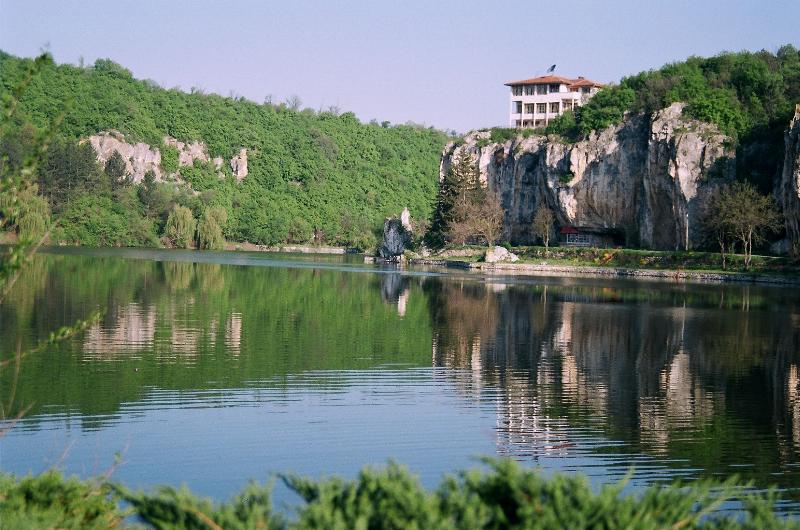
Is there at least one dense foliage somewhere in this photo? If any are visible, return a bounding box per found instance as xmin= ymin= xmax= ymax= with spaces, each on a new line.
xmin=2 ymin=459 xmax=797 ymax=529
xmin=0 ymin=51 xmax=447 ymax=249
xmin=428 ymin=150 xmax=503 ymax=247
xmin=546 ymin=46 xmax=800 ymax=190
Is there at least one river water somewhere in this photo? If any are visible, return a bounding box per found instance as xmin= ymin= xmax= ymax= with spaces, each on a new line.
xmin=2 ymin=247 xmax=800 ymax=512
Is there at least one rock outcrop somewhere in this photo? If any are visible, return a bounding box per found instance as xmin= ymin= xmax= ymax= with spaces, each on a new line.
xmin=230 ymin=148 xmax=248 ymax=181
xmin=440 ymin=103 xmax=735 ymax=250
xmin=484 ymin=246 xmax=519 ymax=263
xmin=163 ymin=136 xmax=212 ymax=168
xmin=378 ymin=215 xmax=412 ymax=261
xmin=778 ymin=105 xmax=800 ymax=255
xmin=87 ymin=130 xmax=248 ymax=184
xmin=89 ymin=131 xmax=162 ymax=183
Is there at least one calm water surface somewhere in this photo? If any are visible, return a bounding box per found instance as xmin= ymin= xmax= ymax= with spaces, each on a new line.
xmin=2 ymin=247 xmax=800 ymax=511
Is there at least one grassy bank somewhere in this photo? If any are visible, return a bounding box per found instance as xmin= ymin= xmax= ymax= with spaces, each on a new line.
xmin=2 ymin=459 xmax=797 ymax=529
xmin=419 ymin=245 xmax=800 ymax=277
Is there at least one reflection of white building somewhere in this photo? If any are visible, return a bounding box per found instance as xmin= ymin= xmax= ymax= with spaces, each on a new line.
xmin=506 ymin=75 xmax=603 ymax=128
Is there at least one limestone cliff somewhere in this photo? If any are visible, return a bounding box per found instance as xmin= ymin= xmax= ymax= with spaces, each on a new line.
xmin=778 ymin=105 xmax=800 ymax=255
xmin=87 ymin=130 xmax=248 ymax=184
xmin=440 ymin=103 xmax=735 ymax=250
xmin=89 ymin=131 xmax=163 ymax=183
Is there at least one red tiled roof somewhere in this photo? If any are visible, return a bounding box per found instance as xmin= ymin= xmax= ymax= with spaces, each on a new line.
xmin=568 ymin=78 xmax=603 ymax=88
xmin=504 ymin=75 xmax=575 ymax=86
xmin=505 ymin=75 xmax=604 ymax=88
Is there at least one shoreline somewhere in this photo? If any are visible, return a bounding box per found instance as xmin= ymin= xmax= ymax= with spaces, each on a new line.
xmin=409 ymin=258 xmax=800 ymax=286
xmin=14 ymin=239 xmax=799 ymax=286
xmin=225 ymin=242 xmax=360 ymax=255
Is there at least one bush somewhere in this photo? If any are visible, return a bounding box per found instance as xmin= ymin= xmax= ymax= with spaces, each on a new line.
xmin=161 ymin=144 xmax=180 ymax=174
xmin=489 ymin=128 xmax=517 ymax=144
xmin=3 ymin=459 xmax=795 ymax=529
xmin=0 ymin=471 xmax=122 ymax=529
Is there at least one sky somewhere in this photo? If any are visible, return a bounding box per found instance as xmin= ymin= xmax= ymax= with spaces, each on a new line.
xmin=1 ymin=0 xmax=798 ymax=133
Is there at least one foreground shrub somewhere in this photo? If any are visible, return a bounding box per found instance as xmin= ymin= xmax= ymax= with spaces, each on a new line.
xmin=117 ymin=481 xmax=281 ymax=530
xmin=0 ymin=470 xmax=123 ymax=529
xmin=283 ymin=461 xmax=440 ymax=529
xmin=3 ymin=459 xmax=799 ymax=529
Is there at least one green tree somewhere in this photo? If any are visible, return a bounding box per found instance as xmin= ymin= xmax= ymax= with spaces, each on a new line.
xmin=38 ymin=140 xmax=105 ymax=211
xmin=706 ymin=182 xmax=782 ymax=269
xmin=196 ymin=206 xmax=228 ymax=250
xmin=164 ymin=205 xmax=196 ymax=248
xmin=428 ymin=149 xmax=479 ymax=247
xmin=725 ymin=182 xmax=782 ymax=269
xmin=104 ymin=151 xmax=130 ymax=189
xmin=14 ymin=184 xmax=50 ymax=240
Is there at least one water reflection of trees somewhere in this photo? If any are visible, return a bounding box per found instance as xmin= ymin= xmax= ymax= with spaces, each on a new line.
xmin=425 ymin=278 xmax=800 ymax=483
xmin=0 ymin=251 xmax=433 ymax=427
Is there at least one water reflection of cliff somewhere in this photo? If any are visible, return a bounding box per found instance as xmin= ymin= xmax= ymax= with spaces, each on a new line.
xmin=82 ymin=262 xmax=242 ymax=360
xmin=1 ymin=250 xmax=434 ymax=425
xmin=426 ymin=279 xmax=800 ymax=475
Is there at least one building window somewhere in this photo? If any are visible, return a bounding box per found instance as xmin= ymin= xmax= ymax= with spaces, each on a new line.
xmin=524 ymin=85 xmax=535 ymax=95
xmin=513 ymin=101 xmax=522 ymax=114
xmin=524 ymin=103 xmax=535 ymax=114
xmin=536 ymin=85 xmax=547 ymax=95
xmin=549 ymin=84 xmax=561 ymax=93
xmin=562 ymin=100 xmax=573 ymax=112
xmin=581 ymin=87 xmax=590 ymax=94
xmin=536 ymin=103 xmax=547 ymax=114
xmin=515 ymin=120 xmax=522 ymax=127
xmin=549 ymin=102 xmax=560 ymax=113
xmin=534 ymin=119 xmax=544 ymax=128
xmin=512 ymin=86 xmax=523 ymax=96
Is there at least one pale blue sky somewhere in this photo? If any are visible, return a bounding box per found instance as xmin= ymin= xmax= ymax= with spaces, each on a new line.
xmin=1 ymin=0 xmax=798 ymax=132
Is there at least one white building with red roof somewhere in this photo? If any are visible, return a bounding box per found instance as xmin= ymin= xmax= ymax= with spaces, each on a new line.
xmin=505 ymin=75 xmax=603 ymax=128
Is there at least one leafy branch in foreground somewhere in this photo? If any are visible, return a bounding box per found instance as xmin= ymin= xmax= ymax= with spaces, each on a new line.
xmin=2 ymin=459 xmax=796 ymax=529
xmin=0 ymin=53 xmax=101 ymax=436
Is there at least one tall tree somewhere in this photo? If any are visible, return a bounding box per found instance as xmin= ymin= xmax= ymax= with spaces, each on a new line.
xmin=532 ymin=208 xmax=555 ymax=255
xmin=196 ymin=207 xmax=228 ymax=250
xmin=164 ymin=205 xmax=196 ymax=249
xmin=104 ymin=151 xmax=130 ymax=189
xmin=429 ymin=149 xmax=480 ymax=247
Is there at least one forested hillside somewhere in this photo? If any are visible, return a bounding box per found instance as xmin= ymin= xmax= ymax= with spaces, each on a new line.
xmin=0 ymin=52 xmax=447 ymax=249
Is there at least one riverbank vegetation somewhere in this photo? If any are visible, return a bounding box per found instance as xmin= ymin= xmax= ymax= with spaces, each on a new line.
xmin=2 ymin=459 xmax=797 ymax=529
xmin=0 ymin=51 xmax=447 ymax=250
xmin=420 ymin=245 xmax=800 ymax=276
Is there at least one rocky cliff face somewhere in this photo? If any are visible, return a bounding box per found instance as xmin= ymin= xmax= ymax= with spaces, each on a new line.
xmin=89 ymin=131 xmax=163 ymax=183
xmin=87 ymin=130 xmax=248 ymax=184
xmin=778 ymin=105 xmax=800 ymax=255
xmin=440 ymin=103 xmax=735 ymax=250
